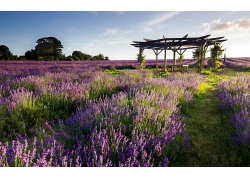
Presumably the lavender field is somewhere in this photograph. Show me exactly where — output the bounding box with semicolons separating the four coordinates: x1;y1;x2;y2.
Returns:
0;59;250;167
224;57;250;69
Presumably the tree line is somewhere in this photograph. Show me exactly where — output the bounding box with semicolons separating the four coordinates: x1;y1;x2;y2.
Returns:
0;37;109;61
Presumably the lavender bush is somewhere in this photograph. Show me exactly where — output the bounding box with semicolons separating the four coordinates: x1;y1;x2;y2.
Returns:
218;73;250;162
0;61;206;166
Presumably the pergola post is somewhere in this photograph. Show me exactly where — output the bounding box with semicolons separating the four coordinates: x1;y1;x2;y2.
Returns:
201;43;208;69
156;49;158;70
153;49;163;70
202;44;205;69
139;45;143;69
163;39;167;72
173;46;176;65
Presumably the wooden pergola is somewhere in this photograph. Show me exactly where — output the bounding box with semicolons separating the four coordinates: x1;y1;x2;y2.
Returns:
131;34;227;71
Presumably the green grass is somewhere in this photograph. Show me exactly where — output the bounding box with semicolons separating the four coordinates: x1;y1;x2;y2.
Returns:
104;69;124;75
172;86;235;166
171;68;250;166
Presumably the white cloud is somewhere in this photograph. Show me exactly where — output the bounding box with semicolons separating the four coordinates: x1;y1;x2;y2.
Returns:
200;19;222;33
212;21;234;31
66;46;72;51
96;36;132;46
211;19;221;24
144;11;181;26
178;17;201;25
75;28;134;54
100;28;119;36
142;27;153;33
201;18;250;33
78;36;132;54
237;19;250;29
66;28;75;32
142;11;182;33
100;28;134;36
122;30;134;35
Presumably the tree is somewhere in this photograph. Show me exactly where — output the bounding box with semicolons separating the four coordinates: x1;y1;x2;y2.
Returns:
25;49;38;60
0;45;13;60
11;55;18;60
35;37;63;60
84;53;92;60
94;54;105;60
92;55;99;60
60;54;66;60
136;52;146;69
192;46;206;72
98;54;104;60
210;43;225;70
18;56;26;60
66;55;74;61
72;51;85;60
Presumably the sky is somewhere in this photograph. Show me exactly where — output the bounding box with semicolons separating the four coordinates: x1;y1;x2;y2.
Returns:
0;1;249;178
1;1;250;60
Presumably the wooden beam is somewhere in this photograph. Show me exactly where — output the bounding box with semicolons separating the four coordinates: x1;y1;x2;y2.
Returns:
131;35;227;55
176;49;186;55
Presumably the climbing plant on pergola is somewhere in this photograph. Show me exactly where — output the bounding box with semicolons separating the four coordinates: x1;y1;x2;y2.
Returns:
131;34;227;71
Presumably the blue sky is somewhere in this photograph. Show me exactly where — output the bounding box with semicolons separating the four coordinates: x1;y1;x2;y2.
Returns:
1;1;250;60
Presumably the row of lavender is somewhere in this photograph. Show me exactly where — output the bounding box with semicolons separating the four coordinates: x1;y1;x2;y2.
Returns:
218;73;250;162
2;57;250;76
0;66;206;166
0;69;154;141
224;58;250;68
0;59;200;76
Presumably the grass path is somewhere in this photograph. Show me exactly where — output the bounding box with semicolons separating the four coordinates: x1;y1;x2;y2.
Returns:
172;74;236;167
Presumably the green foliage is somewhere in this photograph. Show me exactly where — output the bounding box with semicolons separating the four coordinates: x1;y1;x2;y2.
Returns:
25;49;38;60
18;56;26;60
72;51;90;60
92;54;108;60
153;71;169;78
210;43;225;70
35;37;64;60
38;56;44;60
59;54;66;60
215;61;223;70
194;82;213;98
11;55;19;60
200;70;213;75
39;92;76;121
0;97;50;141
206;74;223;86
192;46;206;72
136;52;146;69
66;55;74;61
178;54;184;62
105;68;124;75
0;45;13;60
